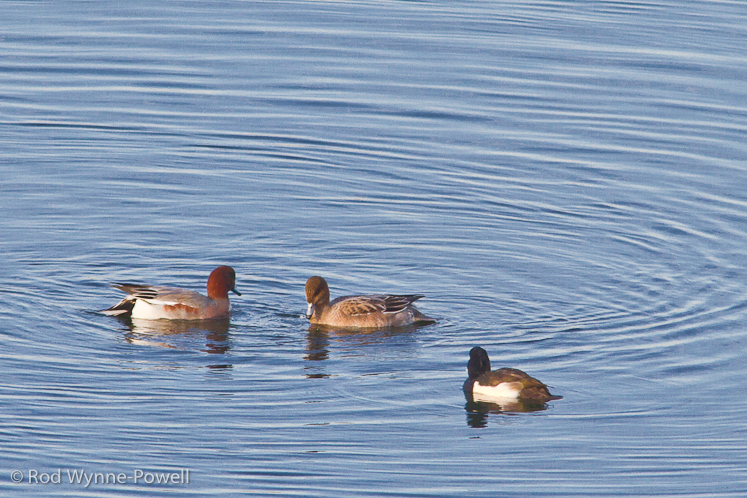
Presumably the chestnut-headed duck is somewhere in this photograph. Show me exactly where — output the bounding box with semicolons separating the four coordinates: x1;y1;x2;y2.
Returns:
464;347;560;403
101;265;240;320
304;275;436;329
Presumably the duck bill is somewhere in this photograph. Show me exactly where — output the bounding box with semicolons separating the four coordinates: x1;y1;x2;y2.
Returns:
231;288;241;296
306;302;315;319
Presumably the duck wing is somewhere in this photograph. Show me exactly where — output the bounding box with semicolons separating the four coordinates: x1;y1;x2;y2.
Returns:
478;368;543;386
336;294;425;316
381;294;425;314
113;284;194;302
111;284;208;308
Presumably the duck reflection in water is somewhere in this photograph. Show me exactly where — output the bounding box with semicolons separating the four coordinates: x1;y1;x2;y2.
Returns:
463;346;561;427
118;316;232;356
305;326;331;379
303;323;428;379
465;398;554;428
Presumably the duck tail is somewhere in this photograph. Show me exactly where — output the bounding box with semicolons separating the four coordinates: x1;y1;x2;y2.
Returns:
413;308;437;325
100;297;135;317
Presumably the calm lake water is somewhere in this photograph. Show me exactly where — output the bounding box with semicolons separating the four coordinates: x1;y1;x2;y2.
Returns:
2;0;747;496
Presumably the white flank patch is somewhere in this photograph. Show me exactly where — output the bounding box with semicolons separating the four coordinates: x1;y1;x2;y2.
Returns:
472;381;521;401
131;299;172;320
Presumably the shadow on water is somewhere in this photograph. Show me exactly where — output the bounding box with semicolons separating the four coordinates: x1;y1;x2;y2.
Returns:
464;394;554;429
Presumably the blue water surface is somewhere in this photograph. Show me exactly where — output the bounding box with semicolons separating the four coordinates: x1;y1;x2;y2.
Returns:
2;1;747;496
